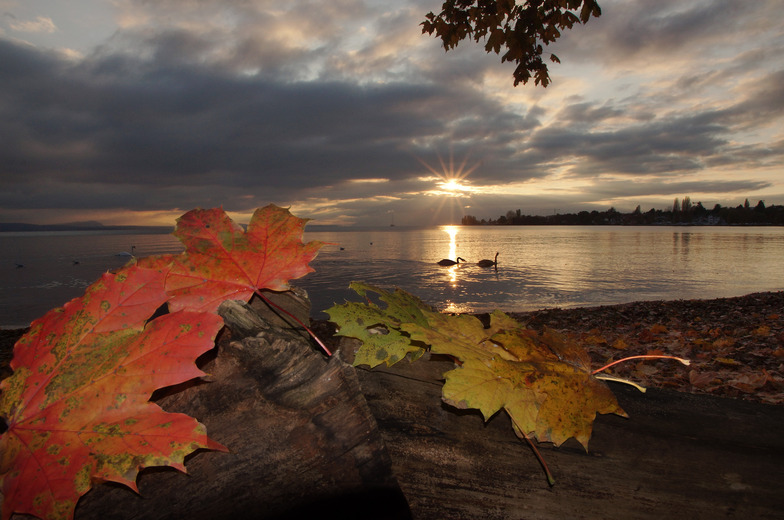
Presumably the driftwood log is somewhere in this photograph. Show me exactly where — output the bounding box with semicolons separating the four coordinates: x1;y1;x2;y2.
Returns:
339;340;784;519
64;294;412;520
5;289;784;519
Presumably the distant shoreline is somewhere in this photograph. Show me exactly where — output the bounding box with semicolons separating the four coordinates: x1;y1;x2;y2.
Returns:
0;223;172;233
460;222;784;227
3;222;782;234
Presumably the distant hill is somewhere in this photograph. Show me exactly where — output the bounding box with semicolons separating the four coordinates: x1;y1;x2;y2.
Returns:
0;222;171;233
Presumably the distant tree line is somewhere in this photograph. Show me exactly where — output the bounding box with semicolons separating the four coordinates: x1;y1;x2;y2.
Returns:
462;198;784;226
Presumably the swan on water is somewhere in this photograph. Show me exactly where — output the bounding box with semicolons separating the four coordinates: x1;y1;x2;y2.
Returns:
477;252;499;268
117;245;136;257
437;257;466;266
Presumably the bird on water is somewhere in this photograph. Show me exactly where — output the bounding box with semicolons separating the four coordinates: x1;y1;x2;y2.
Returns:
437;257;466;266
477;252;499;268
117;245;136;257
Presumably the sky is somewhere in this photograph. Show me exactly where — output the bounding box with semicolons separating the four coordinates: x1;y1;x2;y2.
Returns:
1;0;782;227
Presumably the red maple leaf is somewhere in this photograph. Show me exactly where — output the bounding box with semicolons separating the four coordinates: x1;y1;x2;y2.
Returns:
138;204;324;313
0;265;225;520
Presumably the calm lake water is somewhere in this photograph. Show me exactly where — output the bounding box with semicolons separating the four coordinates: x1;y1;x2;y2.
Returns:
1;226;783;328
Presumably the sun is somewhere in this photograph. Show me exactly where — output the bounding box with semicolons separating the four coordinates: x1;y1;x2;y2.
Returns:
416;150;481;224
439;179;471;193
419;151;480;197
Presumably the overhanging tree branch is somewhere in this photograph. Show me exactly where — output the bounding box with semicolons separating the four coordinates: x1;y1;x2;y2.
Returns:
421;0;602;87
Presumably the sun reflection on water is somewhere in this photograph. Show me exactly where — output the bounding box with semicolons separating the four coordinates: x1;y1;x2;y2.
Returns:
442;225;459;285
442;301;473;314
443;225;458;257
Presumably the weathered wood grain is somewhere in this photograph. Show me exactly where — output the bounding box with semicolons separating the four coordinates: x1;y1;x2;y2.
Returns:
4;292;783;520
65;300;412;520
346;341;784;520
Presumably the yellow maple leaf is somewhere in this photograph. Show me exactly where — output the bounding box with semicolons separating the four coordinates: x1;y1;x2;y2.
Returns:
402;309;627;450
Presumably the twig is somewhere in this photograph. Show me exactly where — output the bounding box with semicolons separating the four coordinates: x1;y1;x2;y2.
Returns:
592;355;690;375
254;290;333;356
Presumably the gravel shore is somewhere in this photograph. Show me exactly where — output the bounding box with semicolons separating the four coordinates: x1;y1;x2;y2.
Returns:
3;291;783;404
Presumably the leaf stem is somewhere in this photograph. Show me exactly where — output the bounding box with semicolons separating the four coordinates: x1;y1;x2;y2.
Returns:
510;416;555;486
594;375;647;393
255;291;333;357
592;355;690;375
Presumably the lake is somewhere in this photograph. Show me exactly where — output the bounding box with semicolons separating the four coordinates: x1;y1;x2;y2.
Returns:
1;225;783;328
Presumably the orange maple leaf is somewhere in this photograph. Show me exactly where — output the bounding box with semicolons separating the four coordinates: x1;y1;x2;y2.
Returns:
138;205;324;313
0;265;225;520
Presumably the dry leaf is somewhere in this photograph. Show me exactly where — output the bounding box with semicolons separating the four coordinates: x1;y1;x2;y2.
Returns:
611;338;629;350
727;373;768;393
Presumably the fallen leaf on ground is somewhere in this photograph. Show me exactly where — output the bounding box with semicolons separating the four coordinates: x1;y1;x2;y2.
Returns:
402;309;628;449
611;338;629;350
727;372;768;393
138;205;324;313
689;370;719;388
326;282;427;367
0;266;225;520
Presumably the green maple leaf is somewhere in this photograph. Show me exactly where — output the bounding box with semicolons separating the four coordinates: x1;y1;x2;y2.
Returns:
325;282;428;367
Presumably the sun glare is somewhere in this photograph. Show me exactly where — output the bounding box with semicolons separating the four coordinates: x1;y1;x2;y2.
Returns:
419;151;480;197
439;179;472;193
415;151;481;224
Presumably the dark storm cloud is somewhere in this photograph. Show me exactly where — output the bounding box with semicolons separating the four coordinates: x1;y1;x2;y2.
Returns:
520;62;784;180
0;36;533;209
725;69;784;128
553;0;776;63
0;0;782;225
605;0;743;57
590;179;772;199
528;111;728;176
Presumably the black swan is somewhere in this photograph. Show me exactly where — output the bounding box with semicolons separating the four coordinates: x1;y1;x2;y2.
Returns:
477;252;499;268
438;257;466;266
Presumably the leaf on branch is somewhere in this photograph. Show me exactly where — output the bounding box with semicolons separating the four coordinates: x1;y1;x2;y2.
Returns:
0;265;225;520
138;204;324;313
486;29;505;54
421;0;602;87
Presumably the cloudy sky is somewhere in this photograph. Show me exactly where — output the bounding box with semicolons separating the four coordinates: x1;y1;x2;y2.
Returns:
1;0;782;227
